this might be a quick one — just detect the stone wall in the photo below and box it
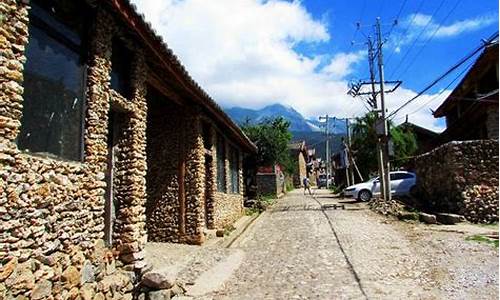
[0,0,251,298]
[487,106,498,139]
[211,131,244,230]
[414,140,499,223]
[256,171,284,197]
[145,99,182,243]
[145,110,244,240]
[0,2,147,298]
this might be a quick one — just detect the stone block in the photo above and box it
[436,213,463,225]
[419,212,437,224]
[148,289,171,300]
[141,271,175,290]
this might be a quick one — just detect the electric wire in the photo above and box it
[388,0,446,79]
[385,0,425,65]
[386,32,498,120]
[395,0,462,80]
[402,58,475,117]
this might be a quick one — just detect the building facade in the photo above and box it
[0,0,255,298]
[433,42,499,143]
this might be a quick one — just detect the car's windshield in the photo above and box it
[367,176,378,182]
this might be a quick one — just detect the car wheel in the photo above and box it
[358,190,372,202]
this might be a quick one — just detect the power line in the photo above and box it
[395,0,462,79]
[389,0,446,78]
[384,0,408,40]
[387,32,498,120]
[403,58,476,117]
[385,0,425,65]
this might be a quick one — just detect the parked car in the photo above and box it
[317,174,333,188]
[343,171,416,201]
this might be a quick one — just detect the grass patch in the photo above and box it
[329,185,343,194]
[223,224,236,236]
[465,234,499,248]
[244,207,260,216]
[477,222,499,229]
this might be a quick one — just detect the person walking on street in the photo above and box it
[303,177,312,195]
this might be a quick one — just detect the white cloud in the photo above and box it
[409,13,497,38]
[387,13,497,54]
[321,51,364,79]
[433,15,497,38]
[130,0,446,131]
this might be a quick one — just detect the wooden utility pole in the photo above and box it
[345,118,355,184]
[319,115,330,189]
[368,36,386,200]
[376,17,391,201]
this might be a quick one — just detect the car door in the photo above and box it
[371,177,381,196]
[398,173,416,194]
[390,173,404,195]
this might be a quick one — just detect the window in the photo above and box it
[216,135,226,192]
[391,173,414,180]
[229,147,240,194]
[110,38,132,98]
[17,1,87,161]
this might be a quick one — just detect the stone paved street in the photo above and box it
[191,189,498,300]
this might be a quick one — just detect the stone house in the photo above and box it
[0,0,256,298]
[412,41,499,224]
[433,41,498,142]
[288,141,308,187]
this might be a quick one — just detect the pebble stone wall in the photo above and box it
[211,136,244,230]
[414,140,499,223]
[1,0,250,298]
[0,2,148,299]
[145,110,245,240]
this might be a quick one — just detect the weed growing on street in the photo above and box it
[465,235,499,248]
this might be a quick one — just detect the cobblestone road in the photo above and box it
[195,189,498,300]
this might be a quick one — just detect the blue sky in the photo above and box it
[300,0,498,92]
[131,0,498,131]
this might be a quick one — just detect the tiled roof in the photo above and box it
[109,0,257,153]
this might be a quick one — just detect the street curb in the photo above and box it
[224,212,263,248]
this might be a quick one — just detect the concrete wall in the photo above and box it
[414,140,499,223]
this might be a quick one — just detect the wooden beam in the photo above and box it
[146,70,184,106]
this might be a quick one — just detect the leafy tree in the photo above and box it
[241,117,295,174]
[351,112,417,179]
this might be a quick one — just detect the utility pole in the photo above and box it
[345,118,354,185]
[376,17,391,201]
[368,36,386,200]
[319,115,330,189]
[347,18,401,201]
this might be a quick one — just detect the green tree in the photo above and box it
[241,117,295,174]
[351,112,417,179]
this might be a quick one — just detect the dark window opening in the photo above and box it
[216,135,226,193]
[229,146,240,194]
[110,38,132,98]
[478,67,498,95]
[202,122,212,150]
[17,1,87,161]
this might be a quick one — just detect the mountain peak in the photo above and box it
[225,104,319,132]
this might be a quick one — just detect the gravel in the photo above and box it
[147,189,499,300]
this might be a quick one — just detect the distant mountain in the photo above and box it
[225,103,349,159]
[225,103,347,133]
[225,104,318,132]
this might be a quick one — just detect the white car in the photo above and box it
[344,171,417,201]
